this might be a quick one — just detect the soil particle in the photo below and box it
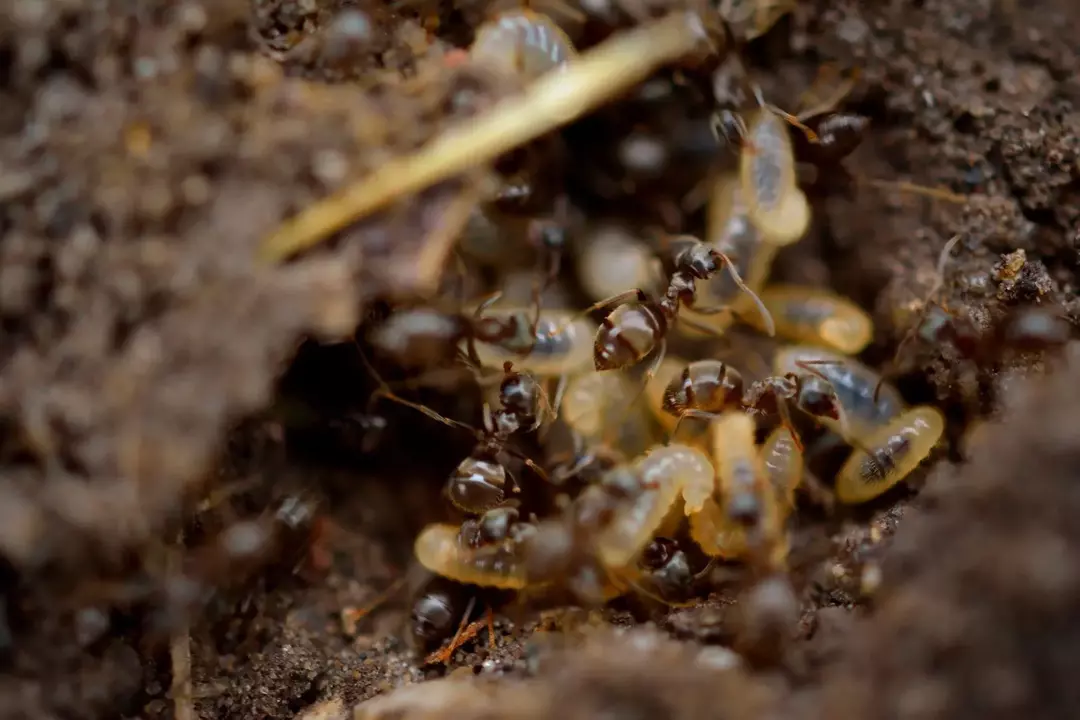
[341,627,778,720]
[821,362,1080,720]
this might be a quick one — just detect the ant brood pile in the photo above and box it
[266,2,1075,666]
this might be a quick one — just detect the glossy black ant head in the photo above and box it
[670,236,720,279]
[640,537,678,570]
[795,375,842,421]
[499,364,541,423]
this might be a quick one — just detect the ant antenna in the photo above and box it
[753,85,819,144]
[711,249,776,337]
[873,234,962,402]
[355,342,478,434]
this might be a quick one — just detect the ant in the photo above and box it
[572,234,774,387]
[661,356,853,452]
[360,350,552,514]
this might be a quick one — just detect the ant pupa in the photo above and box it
[834,405,945,505]
[710,412,782,533]
[681,172,779,338]
[555,370,656,460]
[470,10,577,80]
[259,12,712,261]
[576,226,665,304]
[369,293,583,373]
[760,425,803,516]
[773,345,905,438]
[414,523,529,590]
[739,107,812,247]
[745,284,874,356]
[470,305,597,376]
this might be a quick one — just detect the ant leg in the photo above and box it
[425,595,476,665]
[501,446,551,483]
[356,343,479,435]
[751,85,819,144]
[713,249,775,336]
[680,311,735,338]
[775,400,805,453]
[340,576,408,629]
[486,607,496,649]
[426,619,489,665]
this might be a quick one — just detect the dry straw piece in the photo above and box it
[260,11,713,263]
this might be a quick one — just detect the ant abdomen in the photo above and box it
[414,523,528,590]
[446,457,507,514]
[835,405,945,504]
[761,426,803,515]
[594,303,664,371]
[410,579,472,649]
[661,359,745,416]
[792,112,869,167]
[740,109,811,247]
[751,285,874,356]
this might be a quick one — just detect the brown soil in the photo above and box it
[0,0,1078,719]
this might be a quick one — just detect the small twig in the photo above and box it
[259,12,711,262]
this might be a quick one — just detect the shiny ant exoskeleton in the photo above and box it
[580,234,774,386]
[362,354,552,514]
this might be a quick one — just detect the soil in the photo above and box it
[0,1,1078,719]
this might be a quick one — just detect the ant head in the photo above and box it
[641,537,678,570]
[499,371,541,421]
[671,237,719,278]
[795,375,841,421]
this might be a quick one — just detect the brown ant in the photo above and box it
[661,356,850,452]
[573,234,774,389]
[360,351,552,514]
